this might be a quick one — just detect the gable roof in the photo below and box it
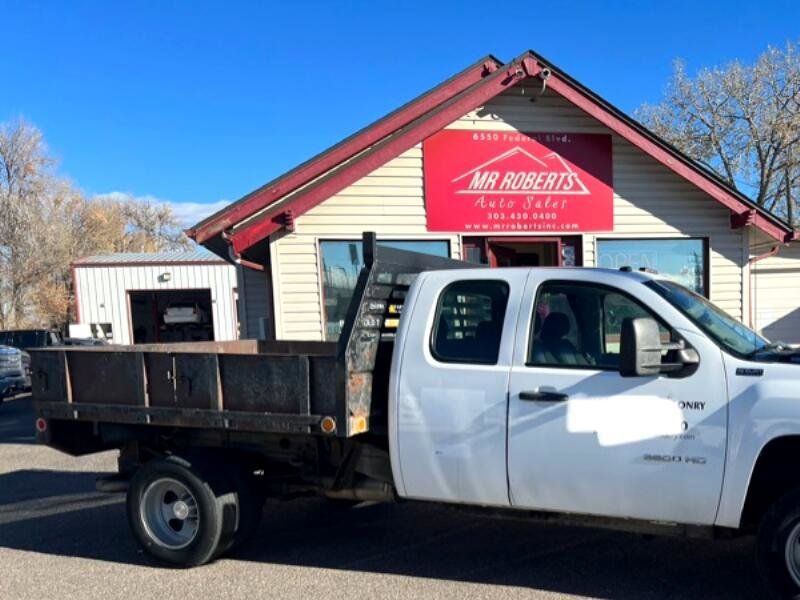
[189,50,795,258]
[187,54,503,246]
[74,248,227,267]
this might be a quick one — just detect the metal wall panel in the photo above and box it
[752,236,800,343]
[75,262,238,344]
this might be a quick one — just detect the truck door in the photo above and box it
[507,272,728,524]
[391,270,527,507]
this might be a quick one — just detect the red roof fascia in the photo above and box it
[229,58,540,254]
[751,212,795,243]
[188,56,502,244]
[542,71,792,243]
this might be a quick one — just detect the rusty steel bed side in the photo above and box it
[30,348,337,436]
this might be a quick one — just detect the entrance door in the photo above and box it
[487,238,562,268]
[506,271,727,525]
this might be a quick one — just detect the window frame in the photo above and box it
[318,238,451,341]
[595,237,710,298]
[525,279,678,372]
[429,279,510,366]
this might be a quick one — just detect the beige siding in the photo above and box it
[271,85,747,340]
[270,145,460,340]
[751,237,800,343]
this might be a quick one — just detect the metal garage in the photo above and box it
[72,250,239,344]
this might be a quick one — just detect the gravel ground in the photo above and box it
[0,395,766,600]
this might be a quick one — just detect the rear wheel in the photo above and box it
[757,488,800,598]
[127,455,238,567]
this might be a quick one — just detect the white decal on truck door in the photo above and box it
[567,395,684,446]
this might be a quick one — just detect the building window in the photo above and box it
[320,239,450,340]
[431,280,509,365]
[596,238,708,296]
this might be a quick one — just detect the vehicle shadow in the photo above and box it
[0,468,145,565]
[0,394,35,444]
[0,467,763,599]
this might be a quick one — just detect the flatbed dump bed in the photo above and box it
[31,233,469,446]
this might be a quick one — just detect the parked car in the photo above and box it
[28,234,800,596]
[0,345,30,401]
[0,329,62,351]
[163,302,209,325]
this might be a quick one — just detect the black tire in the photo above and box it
[757,488,800,599]
[126,455,238,567]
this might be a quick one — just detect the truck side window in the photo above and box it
[528,282,670,370]
[603,292,670,355]
[431,280,510,365]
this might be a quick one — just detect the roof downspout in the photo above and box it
[222,230,265,272]
[748,244,781,329]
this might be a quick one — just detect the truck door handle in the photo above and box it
[519,390,568,402]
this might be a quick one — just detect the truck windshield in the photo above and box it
[645,279,769,357]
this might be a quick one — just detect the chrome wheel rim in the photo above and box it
[140,478,200,550]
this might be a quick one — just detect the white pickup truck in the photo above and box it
[31,235,800,597]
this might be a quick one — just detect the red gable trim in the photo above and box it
[229,58,540,254]
[188,55,502,244]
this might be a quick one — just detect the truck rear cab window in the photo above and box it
[431,280,510,365]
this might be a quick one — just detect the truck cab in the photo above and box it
[390,266,799,529]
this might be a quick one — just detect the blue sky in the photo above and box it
[1,0,798,225]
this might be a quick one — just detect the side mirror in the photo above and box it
[619,317,663,377]
[620,317,701,377]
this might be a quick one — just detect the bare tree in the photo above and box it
[637,42,800,224]
[0,119,190,329]
[117,194,190,252]
[0,119,55,327]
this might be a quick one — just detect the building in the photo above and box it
[72,250,239,344]
[186,50,800,343]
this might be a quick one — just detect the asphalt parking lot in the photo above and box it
[1,396,765,600]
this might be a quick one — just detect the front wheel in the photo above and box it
[126,455,238,567]
[757,488,800,599]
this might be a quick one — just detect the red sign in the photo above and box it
[423,130,613,233]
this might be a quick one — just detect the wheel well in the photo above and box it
[741,436,800,530]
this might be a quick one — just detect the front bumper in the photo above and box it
[0,374,29,398]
